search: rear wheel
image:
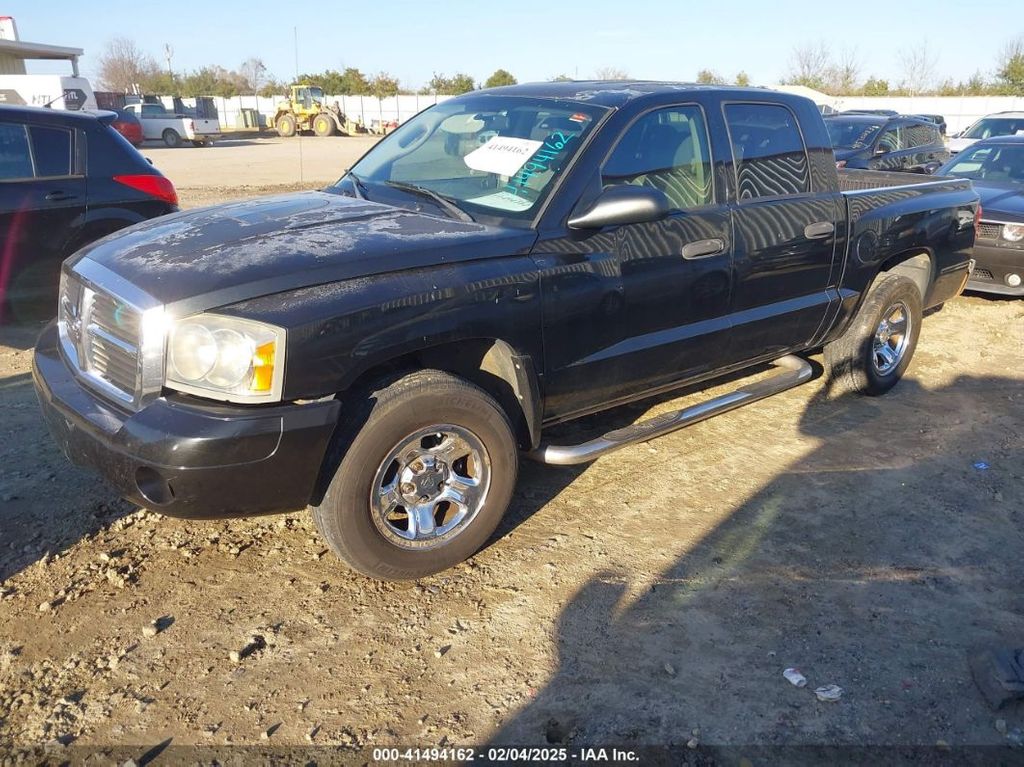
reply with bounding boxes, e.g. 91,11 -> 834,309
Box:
311,370 -> 518,580
824,274 -> 922,396
276,114 -> 297,138
161,129 -> 181,148
312,114 -> 336,137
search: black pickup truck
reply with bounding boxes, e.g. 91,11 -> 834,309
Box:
33,83 -> 979,580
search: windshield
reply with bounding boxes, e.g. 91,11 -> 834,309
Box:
941,144 -> 1024,184
963,118 -> 1024,139
343,96 -> 606,220
825,118 -> 883,150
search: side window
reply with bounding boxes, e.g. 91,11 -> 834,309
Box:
29,126 -> 73,177
141,105 -> 160,117
877,126 -> 902,152
904,123 -> 933,148
0,123 -> 33,179
602,105 -> 713,210
724,104 -> 810,200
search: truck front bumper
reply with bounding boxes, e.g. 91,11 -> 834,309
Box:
32,322 -> 341,519
966,242 -> 1024,297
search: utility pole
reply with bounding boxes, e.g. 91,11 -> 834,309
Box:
164,43 -> 174,78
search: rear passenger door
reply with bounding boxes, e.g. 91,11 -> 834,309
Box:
903,121 -> 946,169
720,103 -> 839,360
0,121 -> 85,320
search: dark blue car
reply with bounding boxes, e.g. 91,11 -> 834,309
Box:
826,113 -> 949,174
938,135 -> 1024,296
0,105 -> 178,323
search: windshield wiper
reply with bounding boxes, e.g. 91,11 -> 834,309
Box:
346,171 -> 368,200
383,181 -> 474,222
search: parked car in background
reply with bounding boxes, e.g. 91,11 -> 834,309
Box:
915,113 -> 947,136
825,113 -> 948,172
108,108 -> 143,147
0,105 -> 178,322
948,112 -> 1024,155
840,109 -> 898,117
937,135 -> 1024,296
122,102 -> 221,147
33,83 -> 978,579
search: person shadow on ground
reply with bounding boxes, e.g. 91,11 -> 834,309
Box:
490,374 -> 1023,753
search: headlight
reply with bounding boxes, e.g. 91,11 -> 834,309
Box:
1002,223 -> 1024,242
166,314 -> 285,403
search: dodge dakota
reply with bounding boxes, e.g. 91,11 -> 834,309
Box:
33,83 -> 979,579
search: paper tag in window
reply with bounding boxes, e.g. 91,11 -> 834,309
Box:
465,190 -> 535,211
464,137 -> 543,176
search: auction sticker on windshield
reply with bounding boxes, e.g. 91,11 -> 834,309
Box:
465,190 -> 535,211
464,137 -> 544,176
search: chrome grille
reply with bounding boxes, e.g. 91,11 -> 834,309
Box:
978,222 -> 1002,240
58,260 -> 164,409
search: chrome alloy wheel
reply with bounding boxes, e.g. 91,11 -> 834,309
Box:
370,425 -> 491,550
872,300 -> 912,375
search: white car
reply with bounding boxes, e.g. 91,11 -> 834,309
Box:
948,112 -> 1024,154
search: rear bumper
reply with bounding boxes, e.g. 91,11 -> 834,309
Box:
966,242 -> 1024,296
32,322 -> 341,519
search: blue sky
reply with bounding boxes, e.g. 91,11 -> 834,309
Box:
10,0 -> 1022,89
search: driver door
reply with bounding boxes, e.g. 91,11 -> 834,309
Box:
536,104 -> 734,421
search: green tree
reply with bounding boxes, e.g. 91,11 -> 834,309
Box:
369,72 -> 400,99
996,37 -> 1024,95
484,69 -> 517,88
861,76 -> 889,96
426,72 -> 476,95
549,73 -> 573,82
735,71 -> 751,87
696,69 -> 725,85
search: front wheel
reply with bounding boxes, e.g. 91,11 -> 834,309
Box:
312,370 -> 518,580
824,274 -> 923,396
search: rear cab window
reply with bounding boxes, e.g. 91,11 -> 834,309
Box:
723,103 -> 810,200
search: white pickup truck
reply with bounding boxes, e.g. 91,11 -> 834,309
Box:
123,102 -> 222,147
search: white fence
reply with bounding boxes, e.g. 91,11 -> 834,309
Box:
166,91 -> 1024,136
804,91 -> 1023,134
162,93 -> 455,131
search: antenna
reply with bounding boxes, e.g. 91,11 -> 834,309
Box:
294,26 -> 304,184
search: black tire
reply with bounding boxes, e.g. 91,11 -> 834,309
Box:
312,370 -> 518,580
824,274 -> 923,396
162,129 -> 181,148
312,114 -> 336,137
276,114 -> 297,138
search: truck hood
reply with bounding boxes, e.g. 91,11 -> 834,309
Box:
71,191 -> 537,316
975,184 -> 1024,222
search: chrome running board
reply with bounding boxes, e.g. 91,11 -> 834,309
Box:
527,355 -> 813,466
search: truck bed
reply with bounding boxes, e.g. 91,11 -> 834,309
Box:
837,168 -> 960,193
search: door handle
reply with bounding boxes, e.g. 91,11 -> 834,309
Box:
681,238 -> 726,260
45,191 -> 76,202
804,221 -> 835,239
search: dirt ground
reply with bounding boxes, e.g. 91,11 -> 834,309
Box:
1,170 -> 1023,761
141,134 -> 382,208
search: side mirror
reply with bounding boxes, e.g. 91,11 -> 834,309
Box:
568,185 -> 672,229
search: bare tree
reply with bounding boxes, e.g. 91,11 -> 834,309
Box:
899,41 -> 937,96
97,38 -> 156,92
827,47 -> 861,94
594,66 -> 629,81
239,57 -> 267,94
786,41 -> 831,90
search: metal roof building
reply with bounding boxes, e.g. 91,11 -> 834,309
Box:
0,16 -> 82,76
